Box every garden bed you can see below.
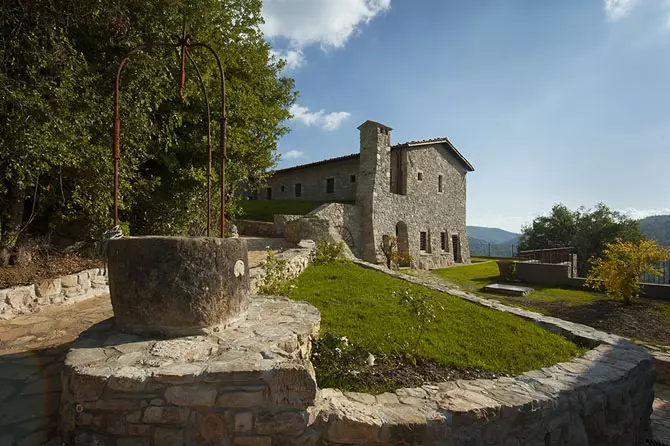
[0,250,101,289]
[432,260,670,346]
[288,261,586,393]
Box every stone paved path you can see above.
[0,295,113,445]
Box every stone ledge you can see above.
[0,267,107,320]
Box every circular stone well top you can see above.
[107,236,250,335]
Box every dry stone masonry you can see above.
[0,267,108,320]
[60,296,321,446]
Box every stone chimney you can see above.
[356,120,392,262]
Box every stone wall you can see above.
[357,121,471,269]
[274,214,302,237]
[60,296,321,446]
[260,157,359,202]
[318,260,655,445]
[516,261,572,286]
[0,268,108,320]
[283,203,362,258]
[235,219,277,237]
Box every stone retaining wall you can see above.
[307,260,656,445]
[60,297,322,446]
[235,220,277,237]
[0,268,108,320]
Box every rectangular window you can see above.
[280,185,285,193]
[326,178,335,194]
[266,187,272,200]
[438,175,443,193]
[295,183,302,197]
[440,232,447,251]
[420,231,427,252]
[350,174,356,183]
[417,172,423,182]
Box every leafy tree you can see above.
[518,203,644,276]
[0,0,296,263]
[585,239,670,305]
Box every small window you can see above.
[438,175,443,193]
[326,178,335,194]
[350,174,356,183]
[280,185,285,193]
[420,231,427,252]
[266,187,272,200]
[417,172,423,182]
[295,183,302,197]
[440,232,447,251]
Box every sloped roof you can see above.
[273,138,474,174]
[273,153,359,174]
[392,138,474,172]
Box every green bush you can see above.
[314,240,347,264]
[257,250,293,296]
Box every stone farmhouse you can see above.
[255,120,475,269]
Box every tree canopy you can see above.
[518,203,644,275]
[0,0,296,261]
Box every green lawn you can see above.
[289,262,584,375]
[239,199,355,222]
[431,260,670,347]
[433,260,602,306]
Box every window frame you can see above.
[438,174,443,193]
[326,177,335,194]
[294,182,302,198]
[420,231,427,252]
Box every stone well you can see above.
[107,237,250,335]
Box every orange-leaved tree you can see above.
[585,239,670,305]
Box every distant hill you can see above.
[466,226,520,245]
[639,215,670,246]
[466,226,521,258]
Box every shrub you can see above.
[314,240,347,264]
[397,288,443,357]
[310,333,372,391]
[585,239,670,305]
[258,250,293,296]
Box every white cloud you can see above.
[270,49,305,71]
[283,150,304,159]
[604,0,638,21]
[617,207,670,219]
[289,104,351,131]
[262,0,390,49]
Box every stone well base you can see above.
[59,296,320,445]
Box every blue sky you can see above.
[261,0,670,232]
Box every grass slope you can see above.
[290,262,583,375]
[239,200,354,222]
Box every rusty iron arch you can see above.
[112,25,227,237]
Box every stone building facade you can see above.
[259,120,474,268]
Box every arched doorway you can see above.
[395,222,410,267]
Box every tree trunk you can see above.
[0,180,26,266]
